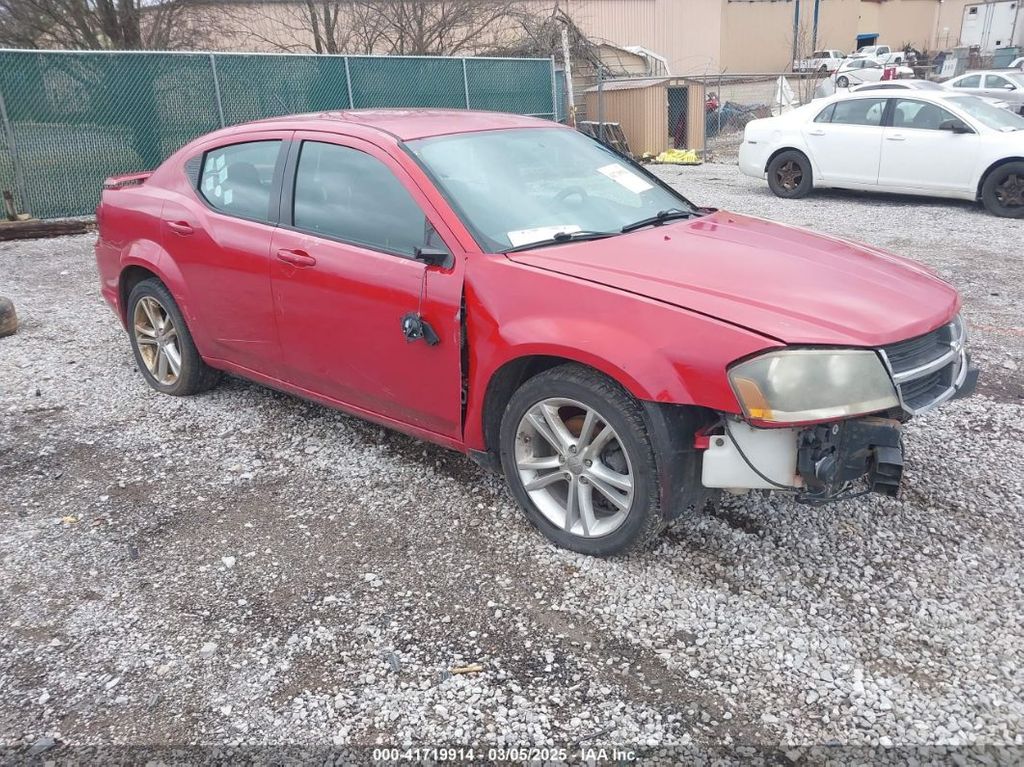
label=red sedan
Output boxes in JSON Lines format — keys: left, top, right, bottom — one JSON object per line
{"left": 96, "top": 109, "right": 977, "bottom": 556}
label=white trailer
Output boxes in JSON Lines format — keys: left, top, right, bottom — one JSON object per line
{"left": 961, "top": 0, "right": 1024, "bottom": 53}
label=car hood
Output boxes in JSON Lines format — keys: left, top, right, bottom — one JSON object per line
{"left": 505, "top": 211, "right": 959, "bottom": 347}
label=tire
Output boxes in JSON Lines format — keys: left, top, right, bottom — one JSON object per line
{"left": 126, "top": 278, "right": 220, "bottom": 396}
{"left": 836, "top": 75, "right": 849, "bottom": 88}
{"left": 981, "top": 161, "right": 1024, "bottom": 218}
{"left": 766, "top": 150, "right": 814, "bottom": 199}
{"left": 499, "top": 364, "right": 665, "bottom": 556}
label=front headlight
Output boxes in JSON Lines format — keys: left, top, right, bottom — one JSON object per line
{"left": 728, "top": 349, "right": 899, "bottom": 424}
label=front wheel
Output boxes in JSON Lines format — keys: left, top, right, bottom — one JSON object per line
{"left": 766, "top": 150, "right": 814, "bottom": 199}
{"left": 981, "top": 161, "right": 1024, "bottom": 218}
{"left": 499, "top": 364, "right": 664, "bottom": 556}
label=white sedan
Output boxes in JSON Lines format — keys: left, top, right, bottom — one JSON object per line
{"left": 833, "top": 58, "right": 914, "bottom": 88}
{"left": 738, "top": 91, "right": 1024, "bottom": 217}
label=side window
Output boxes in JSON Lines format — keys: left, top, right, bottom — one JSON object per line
{"left": 830, "top": 98, "right": 887, "bottom": 126}
{"left": 814, "top": 104, "right": 836, "bottom": 123}
{"left": 199, "top": 141, "right": 280, "bottom": 223}
{"left": 955, "top": 74, "right": 981, "bottom": 88}
{"left": 892, "top": 99, "right": 959, "bottom": 130}
{"left": 985, "top": 74, "right": 1013, "bottom": 89}
{"left": 293, "top": 141, "right": 429, "bottom": 258}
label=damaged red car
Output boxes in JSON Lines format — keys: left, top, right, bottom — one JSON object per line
{"left": 95, "top": 110, "right": 978, "bottom": 556}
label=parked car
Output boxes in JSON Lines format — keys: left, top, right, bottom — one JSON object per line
{"left": 794, "top": 50, "right": 845, "bottom": 73}
{"left": 739, "top": 91, "right": 1024, "bottom": 217}
{"left": 850, "top": 80, "right": 1013, "bottom": 111}
{"left": 834, "top": 58, "right": 914, "bottom": 88}
{"left": 1011, "top": 57, "right": 1024, "bottom": 70}
{"left": 944, "top": 70, "right": 1024, "bottom": 114}
{"left": 850, "top": 44, "right": 892, "bottom": 59}
{"left": 96, "top": 110, "right": 978, "bottom": 556}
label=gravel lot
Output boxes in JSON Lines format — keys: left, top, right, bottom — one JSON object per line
{"left": 1, "top": 162, "right": 1022, "bottom": 756}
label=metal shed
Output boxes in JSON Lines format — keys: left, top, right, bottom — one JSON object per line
{"left": 583, "top": 77, "right": 706, "bottom": 157}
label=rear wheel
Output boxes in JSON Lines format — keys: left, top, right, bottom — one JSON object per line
{"left": 499, "top": 364, "right": 664, "bottom": 556}
{"left": 981, "top": 161, "right": 1024, "bottom": 218}
{"left": 836, "top": 75, "right": 849, "bottom": 88}
{"left": 127, "top": 278, "right": 220, "bottom": 396}
{"left": 766, "top": 150, "right": 813, "bottom": 199}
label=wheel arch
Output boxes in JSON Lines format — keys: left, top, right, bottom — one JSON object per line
{"left": 764, "top": 146, "right": 811, "bottom": 174}
{"left": 476, "top": 353, "right": 717, "bottom": 521}
{"left": 474, "top": 345, "right": 700, "bottom": 454}
{"left": 976, "top": 156, "right": 1024, "bottom": 200}
{"left": 119, "top": 264, "right": 160, "bottom": 323}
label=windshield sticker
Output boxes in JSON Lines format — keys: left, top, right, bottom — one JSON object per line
{"left": 507, "top": 224, "right": 582, "bottom": 247}
{"left": 597, "top": 163, "right": 653, "bottom": 194}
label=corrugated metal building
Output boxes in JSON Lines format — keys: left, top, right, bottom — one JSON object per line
{"left": 583, "top": 77, "right": 706, "bottom": 157}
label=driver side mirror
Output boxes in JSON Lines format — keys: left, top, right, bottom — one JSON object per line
{"left": 939, "top": 119, "right": 973, "bottom": 134}
{"left": 1003, "top": 83, "right": 1017, "bottom": 90}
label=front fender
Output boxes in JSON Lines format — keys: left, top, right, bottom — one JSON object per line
{"left": 462, "top": 257, "right": 780, "bottom": 450}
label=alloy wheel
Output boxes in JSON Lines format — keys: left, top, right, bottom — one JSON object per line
{"left": 133, "top": 296, "right": 181, "bottom": 386}
{"left": 995, "top": 173, "right": 1024, "bottom": 208}
{"left": 776, "top": 160, "right": 803, "bottom": 191}
{"left": 514, "top": 398, "right": 634, "bottom": 538}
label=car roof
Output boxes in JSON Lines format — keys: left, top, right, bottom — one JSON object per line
{"left": 233, "top": 109, "right": 554, "bottom": 141}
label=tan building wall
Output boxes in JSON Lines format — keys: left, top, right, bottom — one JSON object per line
{"left": 526, "top": 0, "right": 725, "bottom": 74}
{"left": 718, "top": 0, "right": 976, "bottom": 72}
{"left": 186, "top": 0, "right": 978, "bottom": 77}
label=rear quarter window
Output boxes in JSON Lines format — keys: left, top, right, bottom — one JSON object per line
{"left": 199, "top": 141, "right": 281, "bottom": 223}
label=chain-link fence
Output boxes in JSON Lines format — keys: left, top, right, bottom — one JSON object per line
{"left": 0, "top": 50, "right": 558, "bottom": 219}
{"left": 692, "top": 72, "right": 830, "bottom": 161}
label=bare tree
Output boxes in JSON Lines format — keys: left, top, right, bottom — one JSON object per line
{"left": 0, "top": 0, "right": 198, "bottom": 50}
{"left": 212, "top": 0, "right": 529, "bottom": 57}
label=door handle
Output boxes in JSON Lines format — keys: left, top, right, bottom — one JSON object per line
{"left": 166, "top": 220, "right": 193, "bottom": 236}
{"left": 808, "top": 128, "right": 826, "bottom": 136}
{"left": 276, "top": 248, "right": 317, "bottom": 267}
{"left": 885, "top": 134, "right": 906, "bottom": 141}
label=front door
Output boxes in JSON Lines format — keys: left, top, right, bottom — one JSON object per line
{"left": 803, "top": 96, "right": 887, "bottom": 185}
{"left": 269, "top": 134, "right": 465, "bottom": 439}
{"left": 878, "top": 98, "right": 979, "bottom": 194}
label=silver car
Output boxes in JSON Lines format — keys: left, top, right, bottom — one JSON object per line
{"left": 945, "top": 70, "right": 1024, "bottom": 114}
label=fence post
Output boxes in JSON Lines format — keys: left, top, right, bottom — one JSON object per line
{"left": 461, "top": 58, "right": 471, "bottom": 109}
{"left": 549, "top": 56, "right": 558, "bottom": 120}
{"left": 344, "top": 57, "right": 355, "bottom": 109}
{"left": 0, "top": 85, "right": 29, "bottom": 217}
{"left": 209, "top": 54, "right": 226, "bottom": 128}
{"left": 717, "top": 73, "right": 722, "bottom": 136}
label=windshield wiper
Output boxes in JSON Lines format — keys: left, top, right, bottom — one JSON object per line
{"left": 620, "top": 208, "right": 698, "bottom": 233}
{"left": 502, "top": 230, "right": 617, "bottom": 253}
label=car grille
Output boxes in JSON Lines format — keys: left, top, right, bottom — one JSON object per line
{"left": 880, "top": 316, "right": 967, "bottom": 415}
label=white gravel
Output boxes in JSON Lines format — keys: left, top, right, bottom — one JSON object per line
{"left": 1, "top": 162, "right": 1022, "bottom": 755}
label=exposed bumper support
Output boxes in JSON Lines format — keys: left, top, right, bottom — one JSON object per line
{"left": 699, "top": 416, "right": 906, "bottom": 502}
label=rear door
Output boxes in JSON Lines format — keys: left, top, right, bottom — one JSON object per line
{"left": 803, "top": 97, "right": 887, "bottom": 185}
{"left": 878, "top": 98, "right": 979, "bottom": 193}
{"left": 161, "top": 130, "right": 291, "bottom": 375}
{"left": 269, "top": 132, "right": 466, "bottom": 439}
{"left": 949, "top": 73, "right": 984, "bottom": 97}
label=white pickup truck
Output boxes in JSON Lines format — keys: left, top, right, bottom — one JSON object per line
{"left": 793, "top": 50, "right": 846, "bottom": 73}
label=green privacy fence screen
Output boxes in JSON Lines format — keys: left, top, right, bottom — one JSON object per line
{"left": 0, "top": 50, "right": 558, "bottom": 219}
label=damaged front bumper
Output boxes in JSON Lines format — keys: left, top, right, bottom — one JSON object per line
{"left": 699, "top": 417, "right": 906, "bottom": 503}
{"left": 698, "top": 356, "right": 979, "bottom": 503}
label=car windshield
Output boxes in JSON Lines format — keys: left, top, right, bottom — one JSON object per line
{"left": 947, "top": 95, "right": 1024, "bottom": 131}
{"left": 406, "top": 128, "right": 694, "bottom": 252}
{"left": 1008, "top": 72, "right": 1024, "bottom": 87}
